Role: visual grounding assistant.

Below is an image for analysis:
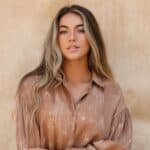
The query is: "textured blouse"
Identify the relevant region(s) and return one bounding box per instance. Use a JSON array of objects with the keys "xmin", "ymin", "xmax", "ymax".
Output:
[{"xmin": 16, "ymin": 71, "xmax": 133, "ymax": 150}]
